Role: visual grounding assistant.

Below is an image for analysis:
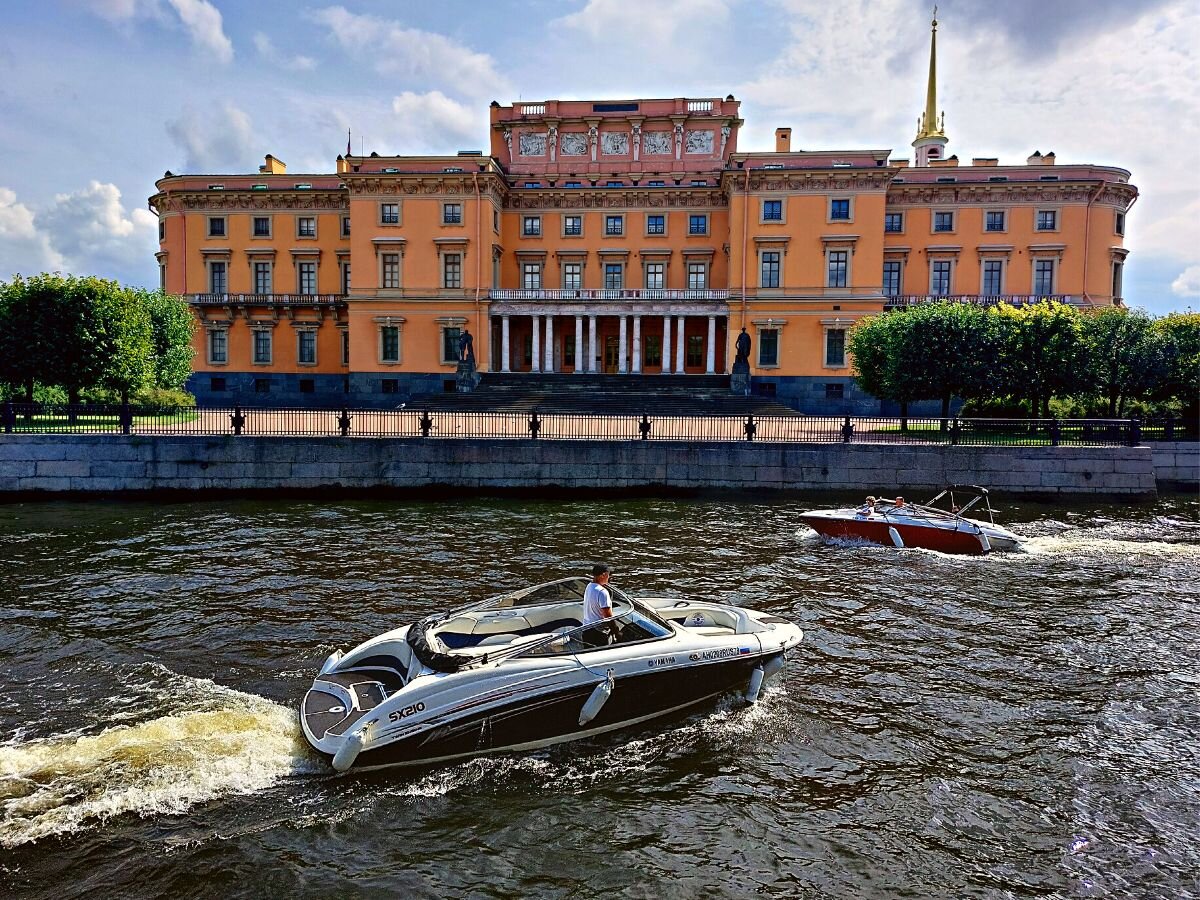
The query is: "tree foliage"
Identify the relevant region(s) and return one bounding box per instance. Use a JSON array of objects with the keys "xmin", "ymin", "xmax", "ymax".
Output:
[
  {"xmin": 137, "ymin": 288, "xmax": 196, "ymax": 390},
  {"xmin": 988, "ymin": 301, "xmax": 1084, "ymax": 419},
  {"xmin": 1154, "ymin": 312, "xmax": 1200, "ymax": 415},
  {"xmin": 1078, "ymin": 307, "xmax": 1168, "ymax": 417}
]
